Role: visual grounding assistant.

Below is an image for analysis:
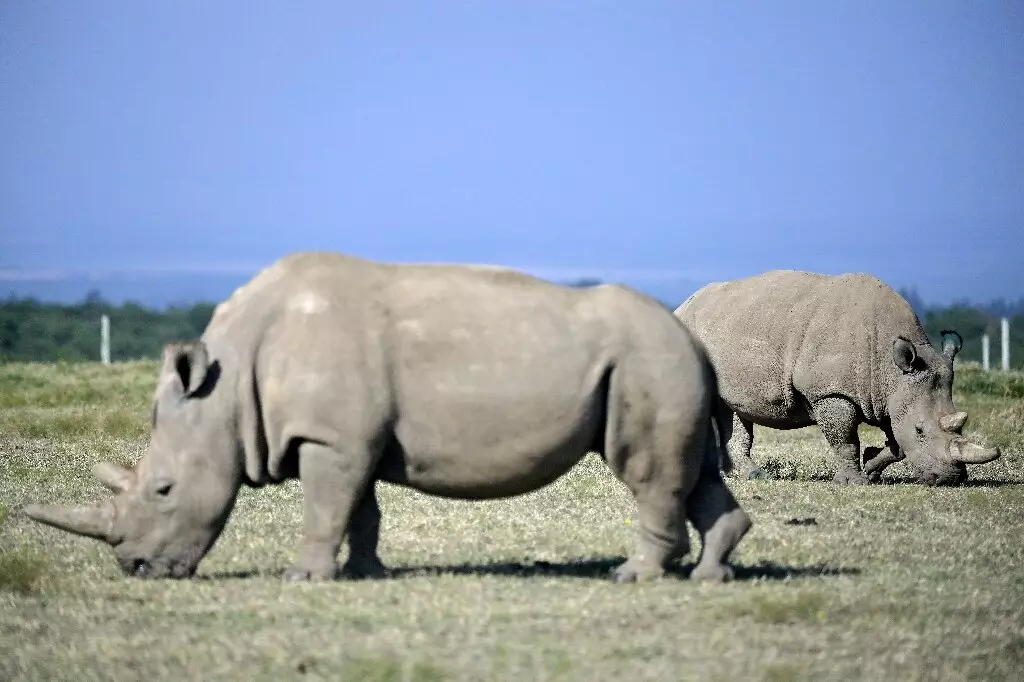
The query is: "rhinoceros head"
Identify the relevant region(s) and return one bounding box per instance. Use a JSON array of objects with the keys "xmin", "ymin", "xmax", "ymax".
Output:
[
  {"xmin": 886, "ymin": 330, "xmax": 1000, "ymax": 486},
  {"xmin": 23, "ymin": 340, "xmax": 242, "ymax": 578}
]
